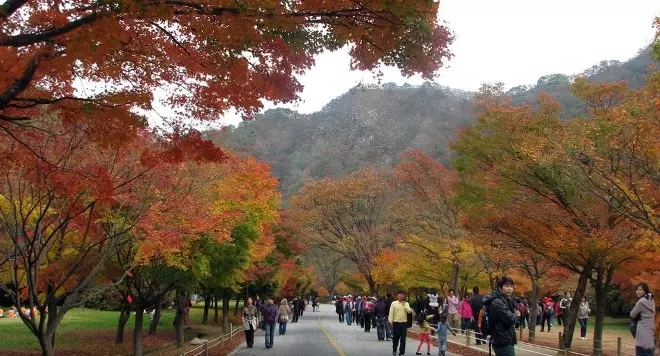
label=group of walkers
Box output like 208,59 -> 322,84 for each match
241,295 -> 316,349
334,278 -> 656,356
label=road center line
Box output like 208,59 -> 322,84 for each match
316,316 -> 347,356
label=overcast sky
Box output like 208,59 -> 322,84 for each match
181,0 -> 660,127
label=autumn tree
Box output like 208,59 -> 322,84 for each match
290,168 -> 396,294
0,0 -> 453,144
453,83 -> 655,352
0,115 -> 223,356
391,149 -> 468,293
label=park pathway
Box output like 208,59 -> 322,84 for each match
229,304 -> 454,356
229,304 -> 569,356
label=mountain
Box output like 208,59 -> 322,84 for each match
207,48 -> 656,201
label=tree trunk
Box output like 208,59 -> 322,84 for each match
234,290 -> 241,316
365,275 -> 378,295
450,259 -> 460,294
528,277 -> 540,341
133,307 -> 144,356
561,264 -> 592,350
174,288 -> 186,347
202,295 -> 211,324
214,295 -> 219,323
222,288 -> 231,332
115,303 -> 131,344
592,266 -> 606,356
38,332 -> 55,356
46,284 -> 58,349
148,298 -> 162,335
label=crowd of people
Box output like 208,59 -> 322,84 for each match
331,278 -> 655,356
241,295 -> 317,349
0,305 -> 41,319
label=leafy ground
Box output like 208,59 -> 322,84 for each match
0,301 -> 244,355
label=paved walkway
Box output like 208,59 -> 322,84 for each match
229,304 -> 565,356
229,305 -> 451,356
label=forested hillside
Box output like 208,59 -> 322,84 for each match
208,48 -> 655,200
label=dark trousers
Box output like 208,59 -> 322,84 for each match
364,314 -> 372,332
359,313 -> 364,327
541,313 -> 552,331
392,322 -> 408,355
557,313 -> 563,325
635,346 -> 654,356
338,312 -> 344,323
244,325 -> 255,347
519,314 -> 528,329
578,318 -> 587,338
293,309 -> 299,322
493,344 -> 515,356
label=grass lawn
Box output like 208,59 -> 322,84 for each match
602,316 -> 631,333
0,301 -> 244,355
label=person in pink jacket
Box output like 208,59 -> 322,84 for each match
459,294 -> 474,335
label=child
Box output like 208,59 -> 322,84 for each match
416,311 -> 436,355
437,313 -> 457,356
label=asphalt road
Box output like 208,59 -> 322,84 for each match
229,305 -> 432,356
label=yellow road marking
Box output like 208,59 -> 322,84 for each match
317,316 -> 347,356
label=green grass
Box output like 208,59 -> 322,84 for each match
602,316 -> 630,332
0,301 -> 243,351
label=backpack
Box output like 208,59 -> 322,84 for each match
344,302 -> 351,312
480,307 -> 493,337
544,303 -> 553,316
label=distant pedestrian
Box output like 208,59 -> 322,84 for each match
630,283 -> 655,356
389,290 -> 412,356
483,276 -> 520,356
385,293 -> 394,341
375,297 -> 388,341
363,297 -> 375,332
336,297 -> 345,323
436,314 -> 457,356
470,286 -> 485,345
262,299 -> 279,349
577,296 -> 590,340
278,298 -> 291,335
415,311 -> 436,355
242,298 -> 258,348
559,292 -> 572,327
443,289 -> 460,330
459,294 -> 473,334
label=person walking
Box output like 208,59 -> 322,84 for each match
415,311 -> 436,355
630,283 -> 655,356
262,299 -> 279,349
278,298 -> 291,335
242,298 -> 258,348
292,297 -> 300,323
336,297 -> 345,323
389,290 -> 413,356
576,296 -> 590,340
436,314 -> 457,356
385,293 -> 394,341
518,298 -> 529,330
443,289 -> 460,331
559,292 -> 572,328
364,297 -> 375,332
483,276 -> 520,356
345,297 -> 354,325
375,297 -> 388,341
470,286 -> 485,345
459,294 -> 473,335
540,296 -> 553,332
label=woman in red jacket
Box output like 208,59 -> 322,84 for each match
459,294 -> 474,335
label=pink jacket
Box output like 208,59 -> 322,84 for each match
459,300 -> 473,319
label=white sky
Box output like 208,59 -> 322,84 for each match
153,0 -> 660,127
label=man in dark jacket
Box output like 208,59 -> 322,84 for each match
262,299 -> 279,349
292,297 -> 300,323
470,286 -> 484,345
374,297 -> 388,341
483,276 -> 520,356
335,298 -> 345,323
384,293 -> 393,341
